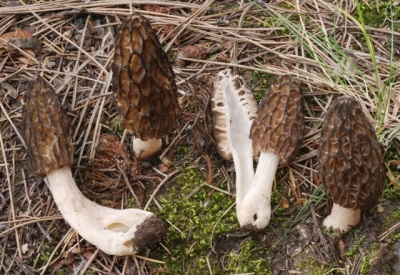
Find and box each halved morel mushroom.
[239,75,304,230]
[211,69,258,225]
[23,76,165,256]
[318,96,386,232]
[112,15,180,159]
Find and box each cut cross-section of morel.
[211,69,258,228]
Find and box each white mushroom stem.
[46,167,156,256]
[232,147,254,211]
[211,69,259,228]
[323,203,361,232]
[133,138,162,159]
[237,151,279,229]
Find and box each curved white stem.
[232,148,254,212]
[237,151,279,229]
[323,203,361,232]
[46,167,164,255]
[133,138,162,159]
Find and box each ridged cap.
[22,76,74,177]
[318,96,386,210]
[250,75,304,164]
[112,15,180,140]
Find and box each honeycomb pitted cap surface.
[250,75,304,164]
[112,15,180,141]
[317,96,386,210]
[22,76,74,177]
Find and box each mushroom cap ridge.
[112,15,180,141]
[317,96,386,211]
[250,75,304,164]
[22,76,74,177]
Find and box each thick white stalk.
[237,151,279,229]
[46,167,159,256]
[133,138,162,159]
[323,203,361,232]
[232,147,254,212]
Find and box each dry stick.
[117,164,141,208]
[232,2,253,75]
[38,229,75,274]
[379,221,400,242]
[0,39,37,62]
[26,68,106,84]
[0,216,63,235]
[21,169,32,214]
[71,14,92,109]
[0,102,26,148]
[78,249,99,275]
[71,67,111,139]
[132,254,165,264]
[89,72,113,160]
[0,0,199,15]
[144,170,180,211]
[164,0,215,52]
[56,41,113,95]
[17,0,108,75]
[122,256,130,275]
[0,133,22,259]
[0,236,7,272]
[310,205,336,258]
[159,120,191,160]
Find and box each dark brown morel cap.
[318,96,386,211]
[250,75,304,164]
[132,216,166,252]
[112,15,180,141]
[22,76,74,177]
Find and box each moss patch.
[150,166,272,273]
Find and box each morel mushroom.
[112,15,180,159]
[239,75,304,230]
[211,69,258,221]
[23,76,165,256]
[318,96,386,232]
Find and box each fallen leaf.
[9,38,41,53]
[0,28,32,48]
[281,197,290,209]
[1,83,17,99]
[17,56,36,65]
[297,198,307,205]
[21,243,29,254]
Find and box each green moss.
[250,71,275,100]
[357,1,400,29]
[223,239,271,274]
[345,233,366,257]
[176,145,190,158]
[359,244,380,275]
[29,243,58,267]
[383,142,400,200]
[277,2,295,10]
[107,117,124,135]
[297,258,335,274]
[384,205,400,230]
[150,166,271,273]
